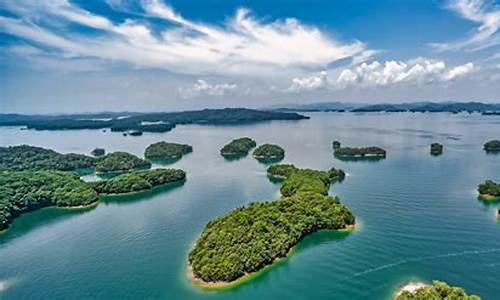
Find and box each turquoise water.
[0,112,499,299]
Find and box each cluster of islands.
[0,107,498,298]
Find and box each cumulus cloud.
[0,0,369,75]
[286,71,328,92]
[336,60,475,88]
[179,79,237,98]
[431,0,500,51]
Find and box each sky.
[0,0,499,113]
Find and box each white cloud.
[178,79,237,98]
[286,71,328,92]
[431,0,500,51]
[336,59,474,88]
[0,0,370,75]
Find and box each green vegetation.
[220,137,257,157]
[397,281,480,300]
[95,152,151,173]
[0,170,98,230]
[0,108,308,131]
[477,180,500,200]
[91,148,105,157]
[484,140,500,152]
[334,146,386,159]
[252,144,285,159]
[430,143,443,156]
[144,142,193,160]
[332,141,341,149]
[0,145,97,171]
[188,164,353,284]
[92,169,186,195]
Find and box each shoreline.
[187,224,355,289]
[478,193,500,201]
[58,201,99,210]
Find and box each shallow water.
[0,112,499,299]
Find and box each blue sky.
[0,0,499,113]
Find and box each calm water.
[0,112,499,300]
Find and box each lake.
[0,112,499,299]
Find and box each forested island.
[477,180,500,201]
[0,145,97,171]
[397,281,480,300]
[252,144,285,160]
[144,142,193,160]
[0,170,98,230]
[0,108,308,132]
[188,164,353,286]
[334,146,386,159]
[95,152,151,173]
[220,137,257,158]
[430,143,443,156]
[92,169,186,195]
[484,140,500,152]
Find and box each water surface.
[1,112,499,299]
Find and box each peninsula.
[188,164,353,287]
[397,280,480,300]
[477,180,500,201]
[144,142,193,160]
[220,137,257,158]
[334,146,386,159]
[0,170,98,231]
[0,145,97,171]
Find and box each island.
[484,140,500,152]
[332,140,341,149]
[144,142,193,160]
[220,137,257,158]
[188,164,354,287]
[477,180,500,201]
[91,148,105,157]
[252,144,285,160]
[430,143,443,156]
[95,152,152,173]
[334,146,386,160]
[0,108,308,132]
[0,170,98,231]
[397,280,480,300]
[0,145,97,171]
[92,168,186,195]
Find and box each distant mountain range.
[270,101,500,114]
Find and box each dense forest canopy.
[0,170,98,230]
[477,180,500,197]
[0,108,308,132]
[0,145,97,171]
[95,152,151,173]
[220,137,257,157]
[484,140,500,152]
[91,148,105,157]
[144,142,193,160]
[252,144,285,158]
[397,281,480,300]
[92,169,186,195]
[189,164,353,283]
